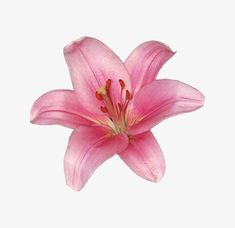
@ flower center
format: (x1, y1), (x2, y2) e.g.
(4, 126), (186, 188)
(95, 79), (131, 134)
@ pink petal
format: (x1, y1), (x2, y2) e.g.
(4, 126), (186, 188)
(64, 37), (132, 116)
(125, 41), (175, 94)
(128, 80), (205, 135)
(119, 131), (165, 182)
(64, 125), (128, 191)
(30, 90), (92, 129)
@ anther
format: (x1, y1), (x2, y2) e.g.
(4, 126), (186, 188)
(125, 90), (130, 100)
(95, 91), (103, 101)
(117, 103), (122, 112)
(119, 79), (125, 89)
(105, 79), (112, 92)
(100, 106), (108, 113)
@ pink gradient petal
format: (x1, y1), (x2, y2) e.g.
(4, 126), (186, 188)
(119, 131), (165, 182)
(125, 41), (175, 94)
(64, 125), (128, 191)
(128, 79), (205, 135)
(64, 37), (132, 116)
(30, 90), (92, 129)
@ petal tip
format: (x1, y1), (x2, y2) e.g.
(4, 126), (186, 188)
(65, 181), (83, 192)
(30, 117), (36, 124)
(29, 97), (46, 125)
(147, 168), (165, 183)
(152, 173), (164, 183)
(63, 36), (88, 55)
(194, 89), (205, 109)
(30, 104), (38, 124)
(178, 81), (205, 109)
(200, 92), (206, 106)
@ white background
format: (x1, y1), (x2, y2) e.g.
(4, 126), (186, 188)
(0, 0), (234, 227)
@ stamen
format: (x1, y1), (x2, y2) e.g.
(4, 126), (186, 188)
(119, 79), (125, 89)
(125, 90), (130, 100)
(117, 103), (122, 112)
(100, 106), (108, 113)
(106, 79), (112, 92)
(95, 91), (103, 101)
(94, 79), (131, 133)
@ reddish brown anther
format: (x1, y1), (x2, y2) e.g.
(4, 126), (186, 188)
(100, 106), (108, 113)
(105, 79), (111, 92)
(119, 79), (125, 89)
(117, 103), (122, 112)
(95, 91), (103, 101)
(125, 90), (130, 100)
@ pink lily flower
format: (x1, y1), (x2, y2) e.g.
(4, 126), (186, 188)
(30, 37), (204, 191)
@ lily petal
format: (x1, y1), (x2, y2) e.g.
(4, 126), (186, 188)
(64, 125), (128, 191)
(30, 90), (92, 129)
(125, 41), (175, 94)
(128, 79), (205, 135)
(119, 131), (165, 182)
(64, 37), (132, 116)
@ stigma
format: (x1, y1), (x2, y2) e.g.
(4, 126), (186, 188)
(97, 87), (107, 96)
(95, 79), (131, 134)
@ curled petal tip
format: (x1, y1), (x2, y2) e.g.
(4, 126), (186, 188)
(30, 116), (36, 124)
(200, 92), (206, 106)
(145, 174), (162, 183)
(63, 37), (88, 55)
(173, 80), (205, 110)
(65, 181), (83, 192)
(152, 173), (165, 183)
(190, 88), (205, 109)
(146, 167), (165, 183)
(30, 103), (39, 124)
(30, 104), (40, 124)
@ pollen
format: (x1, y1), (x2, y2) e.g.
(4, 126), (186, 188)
(97, 87), (107, 95)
